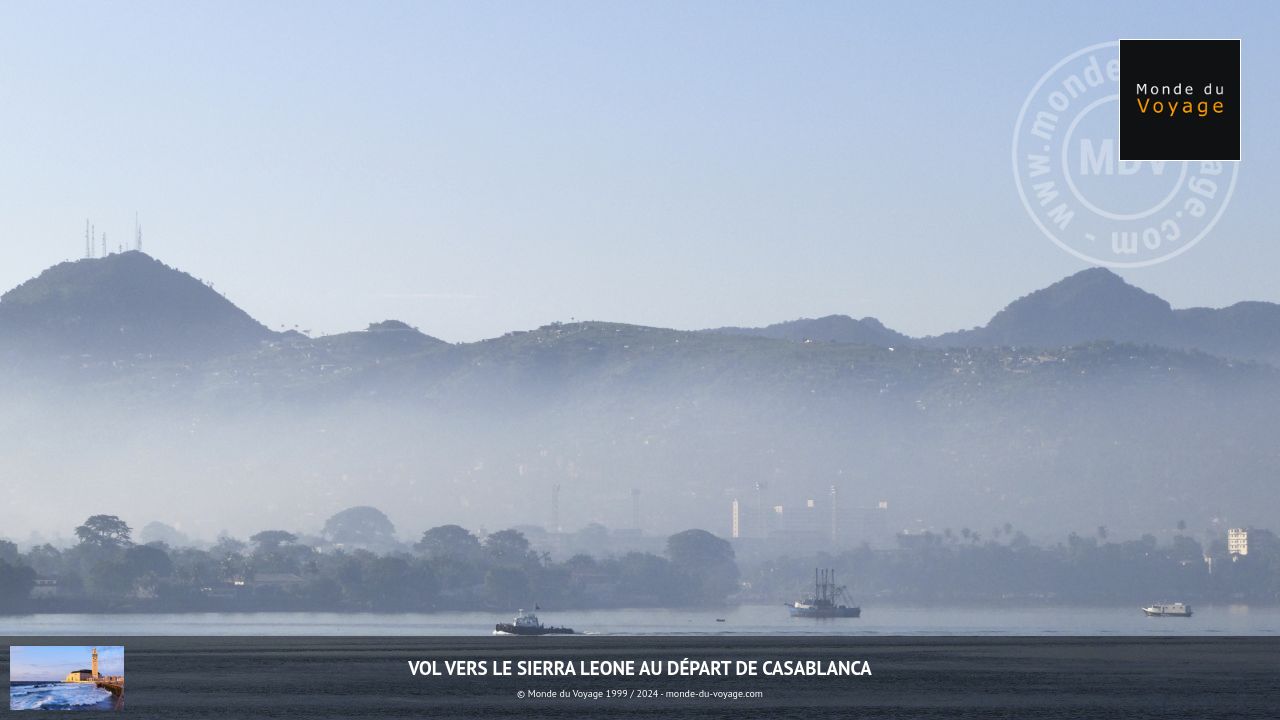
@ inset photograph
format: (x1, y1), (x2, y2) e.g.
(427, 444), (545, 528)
(9, 646), (124, 711)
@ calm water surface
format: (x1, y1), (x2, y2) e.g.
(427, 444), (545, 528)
(3, 604), (1278, 636)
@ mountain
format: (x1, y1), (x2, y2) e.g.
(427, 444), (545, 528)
(712, 269), (1280, 365)
(2, 253), (1280, 542)
(708, 315), (913, 347)
(924, 268), (1280, 364)
(5, 313), (1276, 541)
(926, 268), (1178, 349)
(311, 320), (448, 356)
(0, 251), (275, 359)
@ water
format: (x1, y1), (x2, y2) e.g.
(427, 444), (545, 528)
(2, 604), (1278, 636)
(9, 682), (116, 711)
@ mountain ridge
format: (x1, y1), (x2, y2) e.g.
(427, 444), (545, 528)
(709, 268), (1280, 365)
(0, 251), (275, 359)
(1, 254), (1278, 540)
(5, 253), (1280, 366)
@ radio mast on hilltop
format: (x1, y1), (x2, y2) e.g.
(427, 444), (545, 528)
(84, 219), (91, 258)
(135, 212), (142, 252)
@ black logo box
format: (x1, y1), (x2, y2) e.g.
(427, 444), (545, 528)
(1119, 39), (1241, 161)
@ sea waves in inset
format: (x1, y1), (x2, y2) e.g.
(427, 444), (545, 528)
(9, 682), (114, 711)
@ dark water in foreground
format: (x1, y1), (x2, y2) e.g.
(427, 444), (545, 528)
(2, 636), (1276, 719)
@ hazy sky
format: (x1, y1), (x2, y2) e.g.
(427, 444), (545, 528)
(0, 1), (1275, 342)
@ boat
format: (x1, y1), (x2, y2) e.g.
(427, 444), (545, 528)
(1142, 602), (1193, 617)
(494, 609), (575, 635)
(788, 568), (861, 618)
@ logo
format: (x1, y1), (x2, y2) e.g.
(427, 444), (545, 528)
(1013, 41), (1238, 267)
(1119, 39), (1240, 161)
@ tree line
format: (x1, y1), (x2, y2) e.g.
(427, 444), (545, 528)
(744, 527), (1280, 604)
(5, 509), (1279, 613)
(0, 508), (739, 613)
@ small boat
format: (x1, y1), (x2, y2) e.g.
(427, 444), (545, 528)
(494, 609), (575, 635)
(788, 568), (861, 618)
(1143, 602), (1193, 617)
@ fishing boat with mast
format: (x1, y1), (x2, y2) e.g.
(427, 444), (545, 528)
(788, 568), (861, 618)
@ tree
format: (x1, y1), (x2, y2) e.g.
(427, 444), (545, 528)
(249, 530), (298, 551)
(0, 561), (35, 610)
(139, 521), (189, 546)
(665, 529), (739, 604)
(1169, 535), (1203, 564)
(75, 515), (133, 549)
(322, 506), (397, 549)
(416, 525), (480, 560)
(0, 539), (19, 564)
(614, 552), (680, 604)
(86, 558), (133, 598)
(248, 531), (309, 574)
(667, 529), (735, 569)
(124, 544), (174, 582)
(485, 529), (532, 565)
(211, 534), (247, 557)
(484, 567), (531, 609)
(24, 544), (62, 577)
(360, 556), (438, 610)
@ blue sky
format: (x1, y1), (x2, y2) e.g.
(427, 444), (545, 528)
(9, 646), (124, 681)
(0, 1), (1275, 341)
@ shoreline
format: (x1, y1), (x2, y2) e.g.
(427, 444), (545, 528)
(5, 599), (1280, 618)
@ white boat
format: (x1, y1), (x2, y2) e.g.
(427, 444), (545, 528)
(494, 609), (574, 635)
(1142, 602), (1192, 617)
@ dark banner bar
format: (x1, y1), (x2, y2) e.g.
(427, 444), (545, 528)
(4, 636), (1278, 719)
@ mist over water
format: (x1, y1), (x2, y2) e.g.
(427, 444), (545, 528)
(4, 605), (1279, 637)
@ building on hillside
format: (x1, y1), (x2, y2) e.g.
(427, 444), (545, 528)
(1228, 528), (1249, 556)
(29, 577), (58, 599)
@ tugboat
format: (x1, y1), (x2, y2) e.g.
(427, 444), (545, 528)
(1142, 602), (1193, 617)
(494, 609), (575, 635)
(788, 569), (861, 618)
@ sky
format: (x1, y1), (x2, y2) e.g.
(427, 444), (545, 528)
(9, 646), (124, 681)
(0, 1), (1276, 342)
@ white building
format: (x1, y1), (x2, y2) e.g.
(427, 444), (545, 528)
(1228, 528), (1249, 556)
